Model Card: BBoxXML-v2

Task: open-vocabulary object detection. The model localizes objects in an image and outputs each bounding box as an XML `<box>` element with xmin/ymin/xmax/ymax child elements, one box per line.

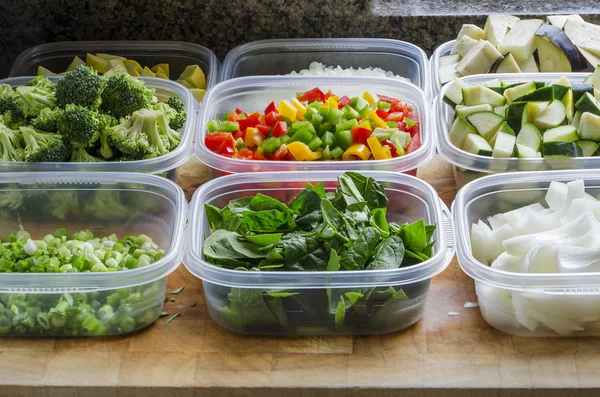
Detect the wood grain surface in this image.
<box><xmin>2</xmin><ymin>156</ymin><xmax>599</xmax><ymax>397</ymax></box>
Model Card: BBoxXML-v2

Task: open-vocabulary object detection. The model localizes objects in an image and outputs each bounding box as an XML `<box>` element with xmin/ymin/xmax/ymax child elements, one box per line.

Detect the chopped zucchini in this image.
<box><xmin>573</xmin><ymin>111</ymin><xmax>583</xmax><ymax>129</ymax></box>
<box><xmin>449</xmin><ymin>117</ymin><xmax>477</xmax><ymax>147</ymax></box>
<box><xmin>572</xmin><ymin>84</ymin><xmax>594</xmax><ymax>104</ymax></box>
<box><xmin>576</xmin><ymin>140</ymin><xmax>599</xmax><ymax>157</ymax></box>
<box><xmin>562</xmin><ymin>87</ymin><xmax>574</xmax><ymax>121</ymax></box>
<box><xmin>494</xmin><ymin>104</ymin><xmax>508</xmax><ymax>117</ymax></box>
<box><xmin>506</xmin><ymin>102</ymin><xmax>528</xmax><ymax>133</ymax></box>
<box><xmin>462</xmin><ymin>133</ymin><xmax>493</xmax><ymax>156</ymax></box>
<box><xmin>534</xmin><ymin>100</ymin><xmax>567</xmax><ymax>129</ymax></box>
<box><xmin>577</xmin><ymin>111</ymin><xmax>600</xmax><ymax>140</ymax></box>
<box><xmin>542</xmin><ymin>141</ymin><xmax>583</xmax><ymax>159</ymax></box>
<box><xmin>492</xmin><ymin>131</ymin><xmax>517</xmax><ymax>158</ymax></box>
<box><xmin>455</xmin><ymin>104</ymin><xmax>493</xmax><ymax>118</ymax></box>
<box><xmin>466</xmin><ymin>111</ymin><xmax>505</xmax><ymax>142</ymax></box>
<box><xmin>504</xmin><ymin>82</ymin><xmax>536</xmax><ymax>104</ymax></box>
<box><xmin>516</xmin><ymin>143</ymin><xmax>542</xmax><ymax>158</ymax></box>
<box><xmin>443</xmin><ymin>79</ymin><xmax>469</xmax><ymax>107</ymax></box>
<box><xmin>526</xmin><ymin>101</ymin><xmax>550</xmax><ymax>123</ymax></box>
<box><xmin>462</xmin><ymin>85</ymin><xmax>506</xmax><ymax>106</ymax></box>
<box><xmin>515</xmin><ymin>86</ymin><xmax>555</xmax><ymax>102</ymax></box>
<box><xmin>542</xmin><ymin>125</ymin><xmax>579</xmax><ymax>143</ymax></box>
<box><xmin>575</xmin><ymin>92</ymin><xmax>600</xmax><ymax>116</ymax></box>
<box><xmin>516</xmin><ymin>123</ymin><xmax>543</xmax><ymax>151</ymax></box>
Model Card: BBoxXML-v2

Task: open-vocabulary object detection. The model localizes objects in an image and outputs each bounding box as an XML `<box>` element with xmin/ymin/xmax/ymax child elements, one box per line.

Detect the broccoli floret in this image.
<box><xmin>0</xmin><ymin>190</ymin><xmax>23</xmax><ymax>210</ymax></box>
<box><xmin>100</xmin><ymin>73</ymin><xmax>154</xmax><ymax>119</ymax></box>
<box><xmin>0</xmin><ymin>122</ymin><xmax>24</xmax><ymax>161</ymax></box>
<box><xmin>83</xmin><ymin>190</ymin><xmax>130</xmax><ymax>220</ymax></box>
<box><xmin>56</xmin><ymin>65</ymin><xmax>104</xmax><ymax>109</ymax></box>
<box><xmin>31</xmin><ymin>107</ymin><xmax>63</xmax><ymax>133</ymax></box>
<box><xmin>107</xmin><ymin>112</ymin><xmax>150</xmax><ymax>159</ymax></box>
<box><xmin>154</xmin><ymin>101</ymin><xmax>186</xmax><ymax>131</ymax></box>
<box><xmin>98</xmin><ymin>129</ymin><xmax>114</xmax><ymax>160</ymax></box>
<box><xmin>20</xmin><ymin>126</ymin><xmax>69</xmax><ymax>162</ymax></box>
<box><xmin>156</xmin><ymin>109</ymin><xmax>181</xmax><ymax>151</ymax></box>
<box><xmin>0</xmin><ymin>84</ymin><xmax>25</xmax><ymax>125</ymax></box>
<box><xmin>166</xmin><ymin>96</ymin><xmax>184</xmax><ymax>113</ymax></box>
<box><xmin>46</xmin><ymin>190</ymin><xmax>80</xmax><ymax>220</ymax></box>
<box><xmin>58</xmin><ymin>104</ymin><xmax>103</xmax><ymax>148</ymax></box>
<box><xmin>70</xmin><ymin>146</ymin><xmax>105</xmax><ymax>162</ymax></box>
<box><xmin>15</xmin><ymin>76</ymin><xmax>56</xmax><ymax>118</ymax></box>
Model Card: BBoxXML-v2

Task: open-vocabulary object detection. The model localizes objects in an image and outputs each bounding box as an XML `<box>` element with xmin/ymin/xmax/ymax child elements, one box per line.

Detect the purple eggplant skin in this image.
<box><xmin>536</xmin><ymin>24</ymin><xmax>585</xmax><ymax>71</ymax></box>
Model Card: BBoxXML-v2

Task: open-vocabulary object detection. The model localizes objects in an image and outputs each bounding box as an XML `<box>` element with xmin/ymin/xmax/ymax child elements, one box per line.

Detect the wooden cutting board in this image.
<box><xmin>2</xmin><ymin>156</ymin><xmax>599</xmax><ymax>397</ymax></box>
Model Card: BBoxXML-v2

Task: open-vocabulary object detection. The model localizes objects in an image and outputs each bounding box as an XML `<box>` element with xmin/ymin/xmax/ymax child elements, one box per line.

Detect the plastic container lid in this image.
<box><xmin>453</xmin><ymin>169</ymin><xmax>600</xmax><ymax>292</ymax></box>
<box><xmin>196</xmin><ymin>76</ymin><xmax>434</xmax><ymax>174</ymax></box>
<box><xmin>0</xmin><ymin>76</ymin><xmax>195</xmax><ymax>174</ymax></box>
<box><xmin>0</xmin><ymin>172</ymin><xmax>187</xmax><ymax>292</ymax></box>
<box><xmin>220</xmin><ymin>38</ymin><xmax>431</xmax><ymax>97</ymax></box>
<box><xmin>435</xmin><ymin>72</ymin><xmax>598</xmax><ymax>174</ymax></box>
<box><xmin>184</xmin><ymin>170</ymin><xmax>455</xmax><ymax>289</ymax></box>
<box><xmin>9</xmin><ymin>40</ymin><xmax>220</xmax><ymax>92</ymax></box>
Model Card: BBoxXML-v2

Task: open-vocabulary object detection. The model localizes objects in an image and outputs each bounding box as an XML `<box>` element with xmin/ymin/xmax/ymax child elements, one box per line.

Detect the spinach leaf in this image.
<box><xmin>334</xmin><ymin>296</ymin><xmax>346</xmax><ymax>332</ymax></box>
<box><xmin>425</xmin><ymin>224</ymin><xmax>436</xmax><ymax>242</ymax></box>
<box><xmin>369</xmin><ymin>208</ymin><xmax>390</xmax><ymax>238</ymax></box>
<box><xmin>203</xmin><ymin>230</ymin><xmax>250</xmax><ymax>260</ymax></box>
<box><xmin>221</xmin><ymin>210</ymin><xmax>243</xmax><ymax>232</ymax></box>
<box><xmin>306</xmin><ymin>181</ymin><xmax>327</xmax><ymax>198</ymax></box>
<box><xmin>224</xmin><ymin>196</ymin><xmax>253</xmax><ymax>213</ymax></box>
<box><xmin>327</xmin><ymin>248</ymin><xmax>340</xmax><ymax>272</ymax></box>
<box><xmin>204</xmin><ymin>204</ymin><xmax>222</xmax><ymax>232</ymax></box>
<box><xmin>321</xmin><ymin>198</ymin><xmax>357</xmax><ymax>240</ymax></box>
<box><xmin>225</xmin><ymin>232</ymin><xmax>266</xmax><ymax>259</ymax></box>
<box><xmin>340</xmin><ymin>227</ymin><xmax>381</xmax><ymax>270</ymax></box>
<box><xmin>289</xmin><ymin>188</ymin><xmax>322</xmax><ymax>216</ymax></box>
<box><xmin>345</xmin><ymin>172</ymin><xmax>388</xmax><ymax>209</ymax></box>
<box><xmin>249</xmin><ymin>193</ymin><xmax>290</xmax><ymax>212</ymax></box>
<box><xmin>228</xmin><ymin>288</ymin><xmax>281</xmax><ymax>328</ymax></box>
<box><xmin>282</xmin><ymin>234</ymin><xmax>328</xmax><ymax>270</ymax></box>
<box><xmin>241</xmin><ymin>209</ymin><xmax>296</xmax><ymax>232</ymax></box>
<box><xmin>398</xmin><ymin>219</ymin><xmax>427</xmax><ymax>253</ymax></box>
<box><xmin>338</xmin><ymin>173</ymin><xmax>368</xmax><ymax>211</ymax></box>
<box><xmin>246</xmin><ymin>233</ymin><xmax>282</xmax><ymax>246</ymax></box>
<box><xmin>366</xmin><ymin>236</ymin><xmax>404</xmax><ymax>270</ymax></box>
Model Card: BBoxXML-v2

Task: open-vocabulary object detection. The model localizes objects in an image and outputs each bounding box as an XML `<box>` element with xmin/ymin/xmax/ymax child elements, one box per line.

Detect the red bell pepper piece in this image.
<box><xmin>233</xmin><ymin>130</ymin><xmax>246</xmax><ymax>140</ymax></box>
<box><xmin>297</xmin><ymin>88</ymin><xmax>326</xmax><ymax>102</ymax></box>
<box><xmin>266</xmin><ymin>144</ymin><xmax>289</xmax><ymax>160</ymax></box>
<box><xmin>235</xmin><ymin>108</ymin><xmax>246</xmax><ymax>115</ymax></box>
<box><xmin>206</xmin><ymin>132</ymin><xmax>234</xmax><ymax>152</ymax></box>
<box><xmin>323</xmin><ymin>90</ymin><xmax>334</xmax><ymax>100</ymax></box>
<box><xmin>382</xmin><ymin>139</ymin><xmax>399</xmax><ymax>157</ymax></box>
<box><xmin>271</xmin><ymin>121</ymin><xmax>288</xmax><ymax>137</ymax></box>
<box><xmin>264</xmin><ymin>101</ymin><xmax>278</xmax><ymax>114</ymax></box>
<box><xmin>406</xmin><ymin>132</ymin><xmax>420</xmax><ymax>154</ymax></box>
<box><xmin>386</xmin><ymin>112</ymin><xmax>404</xmax><ymax>122</ymax></box>
<box><xmin>237</xmin><ymin>112</ymin><xmax>261</xmax><ymax>131</ymax></box>
<box><xmin>351</xmin><ymin>127</ymin><xmax>372</xmax><ymax>145</ymax></box>
<box><xmin>227</xmin><ymin>112</ymin><xmax>240</xmax><ymax>122</ymax></box>
<box><xmin>238</xmin><ymin>148</ymin><xmax>254</xmax><ymax>157</ymax></box>
<box><xmin>408</xmin><ymin>122</ymin><xmax>420</xmax><ymax>137</ymax></box>
<box><xmin>376</xmin><ymin>94</ymin><xmax>405</xmax><ymax>113</ymax></box>
<box><xmin>337</xmin><ymin>96</ymin><xmax>350</xmax><ymax>109</ymax></box>
<box><xmin>256</xmin><ymin>124</ymin><xmax>272</xmax><ymax>135</ymax></box>
<box><xmin>265</xmin><ymin>111</ymin><xmax>282</xmax><ymax>126</ymax></box>
<box><xmin>376</xmin><ymin>109</ymin><xmax>389</xmax><ymax>120</ymax></box>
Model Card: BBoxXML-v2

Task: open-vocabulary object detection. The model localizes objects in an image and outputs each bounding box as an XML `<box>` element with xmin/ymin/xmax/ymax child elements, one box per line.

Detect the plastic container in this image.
<box><xmin>9</xmin><ymin>41</ymin><xmax>220</xmax><ymax>98</ymax></box>
<box><xmin>0</xmin><ymin>76</ymin><xmax>195</xmax><ymax>179</ymax></box>
<box><xmin>0</xmin><ymin>172</ymin><xmax>186</xmax><ymax>336</ymax></box>
<box><xmin>221</xmin><ymin>38</ymin><xmax>431</xmax><ymax>96</ymax></box>
<box><xmin>453</xmin><ymin>169</ymin><xmax>600</xmax><ymax>336</ymax></box>
<box><xmin>435</xmin><ymin>72</ymin><xmax>595</xmax><ymax>190</ymax></box>
<box><xmin>196</xmin><ymin>76</ymin><xmax>434</xmax><ymax>178</ymax></box>
<box><xmin>184</xmin><ymin>170</ymin><xmax>455</xmax><ymax>336</ymax></box>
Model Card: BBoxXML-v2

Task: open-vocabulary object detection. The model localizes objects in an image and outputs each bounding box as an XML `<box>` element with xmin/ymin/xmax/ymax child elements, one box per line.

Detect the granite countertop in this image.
<box><xmin>2</xmin><ymin>0</ymin><xmax>600</xmax><ymax>78</ymax></box>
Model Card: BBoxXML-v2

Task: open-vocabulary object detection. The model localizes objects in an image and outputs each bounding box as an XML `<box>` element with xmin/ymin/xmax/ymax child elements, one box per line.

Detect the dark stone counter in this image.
<box><xmin>1</xmin><ymin>0</ymin><xmax>600</xmax><ymax>78</ymax></box>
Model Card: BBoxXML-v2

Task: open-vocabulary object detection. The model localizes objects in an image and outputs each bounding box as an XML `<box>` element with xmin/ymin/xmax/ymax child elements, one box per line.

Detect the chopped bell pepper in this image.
<box><xmin>358</xmin><ymin>120</ymin><xmax>372</xmax><ymax>131</ymax></box>
<box><xmin>382</xmin><ymin>139</ymin><xmax>401</xmax><ymax>157</ymax></box>
<box><xmin>266</xmin><ymin>143</ymin><xmax>289</xmax><ymax>160</ymax></box>
<box><xmin>342</xmin><ymin>144</ymin><xmax>371</xmax><ymax>161</ymax></box>
<box><xmin>369</xmin><ymin>111</ymin><xmax>387</xmax><ymax>128</ymax></box>
<box><xmin>327</xmin><ymin>96</ymin><xmax>338</xmax><ymax>111</ymax></box>
<box><xmin>297</xmin><ymin>88</ymin><xmax>325</xmax><ymax>102</ymax></box>
<box><xmin>291</xmin><ymin>98</ymin><xmax>308</xmax><ymax>120</ymax></box>
<box><xmin>376</xmin><ymin>109</ymin><xmax>389</xmax><ymax>120</ymax></box>
<box><xmin>330</xmin><ymin>146</ymin><xmax>344</xmax><ymax>159</ymax></box>
<box><xmin>208</xmin><ymin>120</ymin><xmax>239</xmax><ymax>133</ymax></box>
<box><xmin>245</xmin><ymin>127</ymin><xmax>264</xmax><ymax>147</ymax></box>
<box><xmin>278</xmin><ymin>100</ymin><xmax>297</xmax><ymax>122</ymax></box>
<box><xmin>363</xmin><ymin>92</ymin><xmax>375</xmax><ymax>105</ymax></box>
<box><xmin>287</xmin><ymin>141</ymin><xmax>322</xmax><ymax>161</ymax></box>
<box><xmin>336</xmin><ymin>119</ymin><xmax>359</xmax><ymax>132</ymax></box>
<box><xmin>256</xmin><ymin>124</ymin><xmax>272</xmax><ymax>135</ymax></box>
<box><xmin>265</xmin><ymin>111</ymin><xmax>282</xmax><ymax>126</ymax></box>
<box><xmin>406</xmin><ymin>132</ymin><xmax>420</xmax><ymax>154</ymax></box>
<box><xmin>264</xmin><ymin>101</ymin><xmax>278</xmax><ymax>114</ymax></box>
<box><xmin>367</xmin><ymin>136</ymin><xmax>391</xmax><ymax>160</ymax></box>
<box><xmin>337</xmin><ymin>96</ymin><xmax>350</xmax><ymax>109</ymax></box>
<box><xmin>272</xmin><ymin>121</ymin><xmax>288</xmax><ymax>137</ymax></box>
<box><xmin>238</xmin><ymin>112</ymin><xmax>261</xmax><ymax>131</ymax></box>
<box><xmin>351</xmin><ymin>127</ymin><xmax>372</xmax><ymax>146</ymax></box>
<box><xmin>335</xmin><ymin>129</ymin><xmax>354</xmax><ymax>150</ymax></box>
<box><xmin>261</xmin><ymin>137</ymin><xmax>283</xmax><ymax>154</ymax></box>
<box><xmin>205</xmin><ymin>133</ymin><xmax>235</xmax><ymax>156</ymax></box>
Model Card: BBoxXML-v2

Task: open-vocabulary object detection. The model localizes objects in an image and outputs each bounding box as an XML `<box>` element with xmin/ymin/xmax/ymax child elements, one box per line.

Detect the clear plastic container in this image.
<box><xmin>435</xmin><ymin>72</ymin><xmax>595</xmax><ymax>189</ymax></box>
<box><xmin>0</xmin><ymin>76</ymin><xmax>195</xmax><ymax>179</ymax></box>
<box><xmin>196</xmin><ymin>76</ymin><xmax>434</xmax><ymax>178</ymax></box>
<box><xmin>453</xmin><ymin>169</ymin><xmax>600</xmax><ymax>337</ymax></box>
<box><xmin>184</xmin><ymin>171</ymin><xmax>455</xmax><ymax>336</ymax></box>
<box><xmin>221</xmin><ymin>38</ymin><xmax>431</xmax><ymax>96</ymax></box>
<box><xmin>9</xmin><ymin>41</ymin><xmax>220</xmax><ymax>96</ymax></box>
<box><xmin>0</xmin><ymin>172</ymin><xmax>187</xmax><ymax>336</ymax></box>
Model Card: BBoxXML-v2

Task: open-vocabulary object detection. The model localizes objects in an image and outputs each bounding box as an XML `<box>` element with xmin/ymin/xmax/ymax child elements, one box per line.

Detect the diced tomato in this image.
<box><xmin>265</xmin><ymin>111</ymin><xmax>282</xmax><ymax>126</ymax></box>
<box><xmin>408</xmin><ymin>122</ymin><xmax>420</xmax><ymax>137</ymax></box>
<box><xmin>266</xmin><ymin>144</ymin><xmax>289</xmax><ymax>160</ymax></box>
<box><xmin>256</xmin><ymin>124</ymin><xmax>272</xmax><ymax>135</ymax></box>
<box><xmin>376</xmin><ymin>109</ymin><xmax>388</xmax><ymax>120</ymax></box>
<box><xmin>297</xmin><ymin>88</ymin><xmax>326</xmax><ymax>102</ymax></box>
<box><xmin>264</xmin><ymin>101</ymin><xmax>278</xmax><ymax>114</ymax></box>
<box><xmin>351</xmin><ymin>127</ymin><xmax>372</xmax><ymax>145</ymax></box>
<box><xmin>227</xmin><ymin>112</ymin><xmax>240</xmax><ymax>122</ymax></box>
<box><xmin>206</xmin><ymin>132</ymin><xmax>234</xmax><ymax>152</ymax></box>
<box><xmin>386</xmin><ymin>112</ymin><xmax>404</xmax><ymax>122</ymax></box>
<box><xmin>337</xmin><ymin>96</ymin><xmax>350</xmax><ymax>109</ymax></box>
<box><xmin>382</xmin><ymin>140</ymin><xmax>399</xmax><ymax>157</ymax></box>
<box><xmin>238</xmin><ymin>112</ymin><xmax>261</xmax><ymax>131</ymax></box>
<box><xmin>406</xmin><ymin>132</ymin><xmax>420</xmax><ymax>154</ymax></box>
<box><xmin>271</xmin><ymin>121</ymin><xmax>288</xmax><ymax>137</ymax></box>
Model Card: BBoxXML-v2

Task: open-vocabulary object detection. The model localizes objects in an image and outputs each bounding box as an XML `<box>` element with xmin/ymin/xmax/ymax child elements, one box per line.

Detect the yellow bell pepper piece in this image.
<box><xmin>369</xmin><ymin>111</ymin><xmax>387</xmax><ymax>128</ymax></box>
<box><xmin>255</xmin><ymin>147</ymin><xmax>264</xmax><ymax>157</ymax></box>
<box><xmin>292</xmin><ymin>98</ymin><xmax>307</xmax><ymax>120</ymax></box>
<box><xmin>342</xmin><ymin>144</ymin><xmax>371</xmax><ymax>161</ymax></box>
<box><xmin>363</xmin><ymin>92</ymin><xmax>375</xmax><ymax>105</ymax></box>
<box><xmin>287</xmin><ymin>141</ymin><xmax>322</xmax><ymax>161</ymax></box>
<box><xmin>358</xmin><ymin>120</ymin><xmax>372</xmax><ymax>131</ymax></box>
<box><xmin>278</xmin><ymin>100</ymin><xmax>297</xmax><ymax>122</ymax></box>
<box><xmin>383</xmin><ymin>145</ymin><xmax>392</xmax><ymax>158</ymax></box>
<box><xmin>151</xmin><ymin>63</ymin><xmax>170</xmax><ymax>78</ymax></box>
<box><xmin>327</xmin><ymin>96</ymin><xmax>338</xmax><ymax>110</ymax></box>
<box><xmin>245</xmin><ymin>127</ymin><xmax>264</xmax><ymax>147</ymax></box>
<box><xmin>367</xmin><ymin>137</ymin><xmax>391</xmax><ymax>160</ymax></box>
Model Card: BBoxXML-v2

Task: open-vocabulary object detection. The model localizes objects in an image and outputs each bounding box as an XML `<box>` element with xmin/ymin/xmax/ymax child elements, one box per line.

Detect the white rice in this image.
<box><xmin>287</xmin><ymin>62</ymin><xmax>411</xmax><ymax>82</ymax></box>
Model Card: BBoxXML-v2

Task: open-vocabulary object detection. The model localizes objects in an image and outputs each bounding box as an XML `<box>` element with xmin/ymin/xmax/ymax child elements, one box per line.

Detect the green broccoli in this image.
<box><xmin>58</xmin><ymin>104</ymin><xmax>102</xmax><ymax>148</ymax></box>
<box><xmin>20</xmin><ymin>126</ymin><xmax>69</xmax><ymax>162</ymax></box>
<box><xmin>31</xmin><ymin>107</ymin><xmax>63</xmax><ymax>133</ymax></box>
<box><xmin>156</xmin><ymin>97</ymin><xmax>186</xmax><ymax>130</ymax></box>
<box><xmin>0</xmin><ymin>84</ymin><xmax>25</xmax><ymax>125</ymax></box>
<box><xmin>100</xmin><ymin>73</ymin><xmax>155</xmax><ymax>119</ymax></box>
<box><xmin>0</xmin><ymin>190</ymin><xmax>23</xmax><ymax>210</ymax></box>
<box><xmin>15</xmin><ymin>76</ymin><xmax>56</xmax><ymax>118</ymax></box>
<box><xmin>47</xmin><ymin>190</ymin><xmax>80</xmax><ymax>220</ymax></box>
<box><xmin>55</xmin><ymin>65</ymin><xmax>104</xmax><ymax>109</ymax></box>
<box><xmin>107</xmin><ymin>111</ymin><xmax>150</xmax><ymax>159</ymax></box>
<box><xmin>0</xmin><ymin>122</ymin><xmax>24</xmax><ymax>161</ymax></box>
<box><xmin>70</xmin><ymin>146</ymin><xmax>105</xmax><ymax>162</ymax></box>
<box><xmin>83</xmin><ymin>190</ymin><xmax>131</xmax><ymax>220</ymax></box>
<box><xmin>156</xmin><ymin>109</ymin><xmax>181</xmax><ymax>151</ymax></box>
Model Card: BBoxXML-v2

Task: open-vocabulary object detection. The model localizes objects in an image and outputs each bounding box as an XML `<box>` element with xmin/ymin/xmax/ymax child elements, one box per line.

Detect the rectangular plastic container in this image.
<box><xmin>435</xmin><ymin>72</ymin><xmax>596</xmax><ymax>189</ymax></box>
<box><xmin>9</xmin><ymin>41</ymin><xmax>220</xmax><ymax>101</ymax></box>
<box><xmin>0</xmin><ymin>172</ymin><xmax>186</xmax><ymax>336</ymax></box>
<box><xmin>220</xmin><ymin>38</ymin><xmax>431</xmax><ymax>97</ymax></box>
<box><xmin>184</xmin><ymin>171</ymin><xmax>454</xmax><ymax>336</ymax></box>
<box><xmin>0</xmin><ymin>76</ymin><xmax>195</xmax><ymax>179</ymax></box>
<box><xmin>453</xmin><ymin>169</ymin><xmax>600</xmax><ymax>337</ymax></box>
<box><xmin>196</xmin><ymin>76</ymin><xmax>434</xmax><ymax>178</ymax></box>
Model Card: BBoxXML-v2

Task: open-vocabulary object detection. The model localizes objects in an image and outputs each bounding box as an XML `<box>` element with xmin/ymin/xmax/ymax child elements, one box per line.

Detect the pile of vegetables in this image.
<box><xmin>0</xmin><ymin>228</ymin><xmax>166</xmax><ymax>335</ymax></box>
<box><xmin>445</xmin><ymin>66</ymin><xmax>600</xmax><ymax>159</ymax></box>
<box><xmin>0</xmin><ymin>65</ymin><xmax>186</xmax><ymax>163</ymax></box>
<box><xmin>471</xmin><ymin>180</ymin><xmax>600</xmax><ymax>335</ymax></box>
<box><xmin>202</xmin><ymin>172</ymin><xmax>435</xmax><ymax>334</ymax></box>
<box><xmin>205</xmin><ymin>88</ymin><xmax>420</xmax><ymax>161</ymax></box>
<box><xmin>38</xmin><ymin>53</ymin><xmax>207</xmax><ymax>101</ymax></box>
